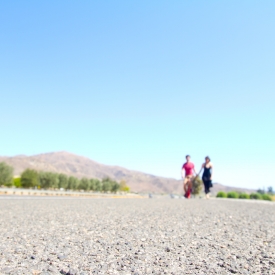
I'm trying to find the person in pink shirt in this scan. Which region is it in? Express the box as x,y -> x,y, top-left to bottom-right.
181,155 -> 197,198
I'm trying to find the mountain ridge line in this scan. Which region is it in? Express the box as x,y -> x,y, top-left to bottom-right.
0,151 -> 254,194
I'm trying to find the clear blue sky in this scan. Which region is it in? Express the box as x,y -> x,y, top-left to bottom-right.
1,1 -> 274,189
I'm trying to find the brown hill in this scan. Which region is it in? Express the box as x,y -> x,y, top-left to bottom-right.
0,152 -> 254,194
0,152 -> 181,193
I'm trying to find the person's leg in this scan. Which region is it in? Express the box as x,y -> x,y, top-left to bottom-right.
185,176 -> 192,198
189,176 -> 193,191
183,176 -> 191,197
183,177 -> 188,194
203,179 -> 208,198
205,181 -> 210,199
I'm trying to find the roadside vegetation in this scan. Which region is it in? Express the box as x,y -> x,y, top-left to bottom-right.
0,162 -> 14,187
192,176 -> 203,196
216,189 -> 274,201
0,162 -> 130,193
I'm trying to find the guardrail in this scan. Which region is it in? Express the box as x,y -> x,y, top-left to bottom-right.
0,188 -> 144,198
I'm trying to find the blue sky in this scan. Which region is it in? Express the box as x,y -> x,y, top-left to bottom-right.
1,1 -> 274,189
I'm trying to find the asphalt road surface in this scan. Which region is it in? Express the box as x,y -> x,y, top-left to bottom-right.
0,198 -> 274,275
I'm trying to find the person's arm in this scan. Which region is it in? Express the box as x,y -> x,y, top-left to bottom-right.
181,165 -> 185,178
193,163 -> 197,176
210,164 -> 213,180
197,164 -> 204,176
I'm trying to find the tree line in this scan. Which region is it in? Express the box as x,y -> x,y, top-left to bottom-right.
0,162 -> 130,193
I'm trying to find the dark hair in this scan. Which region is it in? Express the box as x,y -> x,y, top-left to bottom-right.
205,156 -> 211,161
186,155 -> 190,158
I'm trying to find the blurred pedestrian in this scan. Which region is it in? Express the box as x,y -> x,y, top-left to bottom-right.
181,155 -> 196,198
198,156 -> 213,199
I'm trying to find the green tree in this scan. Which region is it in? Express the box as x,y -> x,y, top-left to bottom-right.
0,162 -> 14,187
102,178 -> 112,192
102,181 -> 111,192
89,179 -> 95,191
111,181 -> 120,193
67,176 -> 79,190
94,180 -> 102,192
89,179 -> 100,191
21,169 -> 39,188
39,172 -> 59,189
78,178 -> 89,191
58,174 -> 68,189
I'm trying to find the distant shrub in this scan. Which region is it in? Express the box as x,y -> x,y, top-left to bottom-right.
216,191 -> 227,198
122,185 -> 130,192
238,193 -> 249,199
13,177 -> 22,188
119,180 -> 130,193
250,193 -> 262,200
192,176 -> 203,195
227,191 -> 239,199
261,194 -> 272,201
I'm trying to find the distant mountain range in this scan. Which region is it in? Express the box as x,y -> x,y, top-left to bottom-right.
0,152 -> 255,194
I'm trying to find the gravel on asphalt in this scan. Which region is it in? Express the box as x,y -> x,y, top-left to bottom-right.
0,198 -> 274,275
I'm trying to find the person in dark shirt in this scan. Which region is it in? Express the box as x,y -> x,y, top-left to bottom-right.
198,156 -> 213,199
